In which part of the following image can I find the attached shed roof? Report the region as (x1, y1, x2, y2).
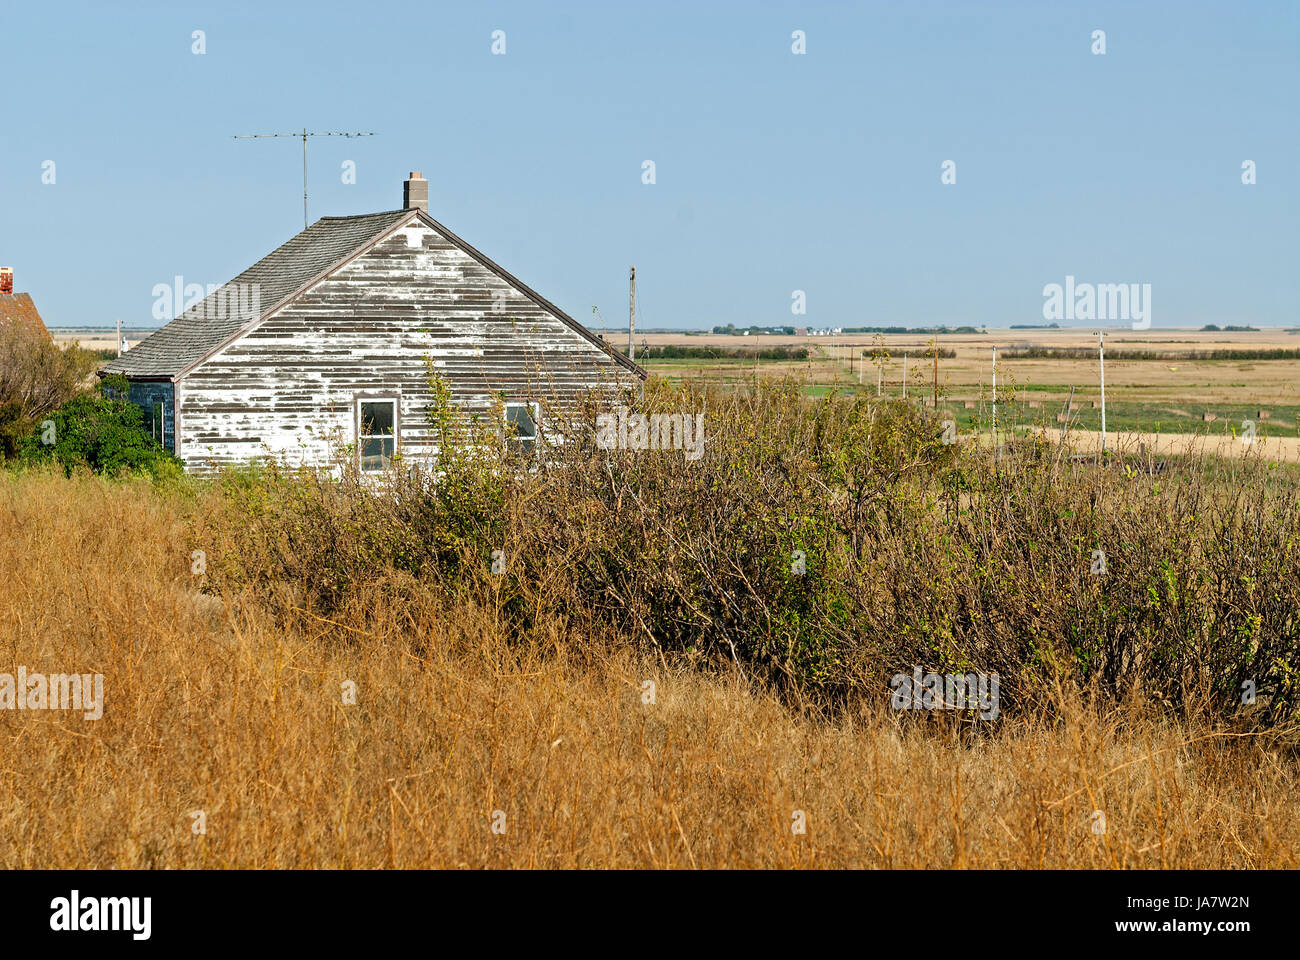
(104, 208, 645, 380)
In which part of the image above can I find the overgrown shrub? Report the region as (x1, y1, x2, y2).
(0, 320, 98, 458)
(193, 378, 1300, 726)
(19, 393, 182, 479)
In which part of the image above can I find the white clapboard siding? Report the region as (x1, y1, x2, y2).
(177, 216, 639, 472)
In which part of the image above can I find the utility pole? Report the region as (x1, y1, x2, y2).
(628, 266, 636, 362)
(1098, 330, 1107, 454)
(933, 337, 939, 409)
(233, 128, 375, 230)
(992, 345, 998, 446)
(902, 353, 908, 399)
(115, 317, 123, 357)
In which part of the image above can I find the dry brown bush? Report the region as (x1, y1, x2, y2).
(1, 464, 1297, 868)
(0, 318, 98, 458)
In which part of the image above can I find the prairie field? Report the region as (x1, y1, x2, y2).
(609, 327, 1300, 455)
(2, 382, 1298, 868)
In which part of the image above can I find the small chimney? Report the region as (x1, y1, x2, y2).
(403, 171, 428, 214)
(0, 267, 12, 295)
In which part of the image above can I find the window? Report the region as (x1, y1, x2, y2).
(504, 401, 539, 457)
(149, 398, 164, 443)
(358, 398, 398, 472)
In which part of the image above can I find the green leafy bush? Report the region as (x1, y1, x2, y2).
(0, 322, 98, 459)
(19, 393, 182, 479)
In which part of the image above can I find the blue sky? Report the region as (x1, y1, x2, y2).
(2, 0, 1296, 329)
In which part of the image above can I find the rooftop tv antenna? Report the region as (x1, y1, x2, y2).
(628, 266, 636, 362)
(233, 128, 375, 229)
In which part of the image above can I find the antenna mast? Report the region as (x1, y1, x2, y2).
(628, 266, 636, 362)
(233, 128, 375, 229)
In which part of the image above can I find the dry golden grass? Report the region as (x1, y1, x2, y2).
(1, 469, 1297, 868)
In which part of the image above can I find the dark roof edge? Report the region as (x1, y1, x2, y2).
(317, 209, 409, 218)
(161, 207, 646, 384)
(410, 209, 648, 381)
(171, 211, 415, 381)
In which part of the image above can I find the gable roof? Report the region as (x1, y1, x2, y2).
(104, 208, 646, 380)
(412, 209, 645, 380)
(103, 210, 410, 378)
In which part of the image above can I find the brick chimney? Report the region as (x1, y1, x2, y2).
(403, 172, 428, 214)
(0, 267, 12, 295)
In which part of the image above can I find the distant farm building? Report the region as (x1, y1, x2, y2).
(0, 268, 51, 341)
(104, 173, 646, 471)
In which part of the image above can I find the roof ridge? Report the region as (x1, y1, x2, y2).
(102, 206, 646, 381)
(317, 209, 412, 220)
(408, 210, 646, 379)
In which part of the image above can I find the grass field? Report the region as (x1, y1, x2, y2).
(4, 382, 1299, 869)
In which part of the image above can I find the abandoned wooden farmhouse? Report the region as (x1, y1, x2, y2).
(103, 173, 646, 472)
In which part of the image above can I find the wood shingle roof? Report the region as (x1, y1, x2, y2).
(103, 210, 411, 378)
(105, 208, 645, 380)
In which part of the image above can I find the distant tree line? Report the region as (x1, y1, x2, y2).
(841, 325, 984, 335)
(999, 346, 1300, 361)
(862, 347, 956, 358)
(706, 324, 985, 336)
(629, 344, 811, 361)
(710, 324, 799, 336)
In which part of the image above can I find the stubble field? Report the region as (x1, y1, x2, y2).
(608, 327, 1300, 459)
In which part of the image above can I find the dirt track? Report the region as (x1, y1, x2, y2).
(1037, 429, 1300, 464)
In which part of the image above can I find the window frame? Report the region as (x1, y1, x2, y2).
(503, 400, 541, 458)
(147, 395, 165, 444)
(355, 394, 401, 474)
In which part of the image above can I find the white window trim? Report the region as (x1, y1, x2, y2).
(504, 400, 541, 453)
(356, 395, 400, 473)
(150, 400, 164, 443)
